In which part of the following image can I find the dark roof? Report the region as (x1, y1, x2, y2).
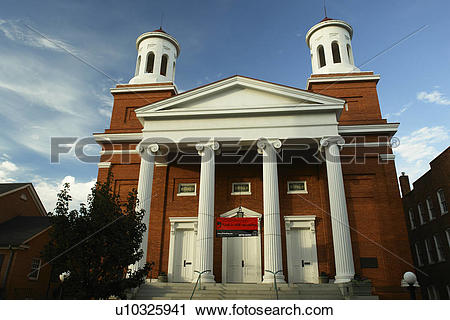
(152, 27, 168, 34)
(320, 17, 334, 22)
(0, 183, 30, 195)
(0, 216, 51, 246)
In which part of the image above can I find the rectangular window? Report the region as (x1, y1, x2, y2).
(427, 286, 439, 300)
(231, 182, 251, 195)
(417, 203, 426, 225)
(425, 238, 437, 264)
(408, 209, 415, 230)
(437, 189, 448, 214)
(29, 258, 41, 280)
(287, 181, 307, 194)
(447, 284, 450, 300)
(177, 183, 196, 196)
(446, 229, 450, 248)
(415, 242, 424, 266)
(433, 234, 445, 262)
(426, 197, 436, 220)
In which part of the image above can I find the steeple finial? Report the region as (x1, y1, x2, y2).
(324, 0, 327, 18)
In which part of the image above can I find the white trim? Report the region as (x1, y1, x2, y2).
(437, 189, 448, 215)
(231, 182, 251, 195)
(93, 132, 142, 143)
(343, 142, 391, 147)
(417, 203, 426, 225)
(307, 74, 380, 88)
(446, 229, 450, 248)
(338, 123, 399, 135)
(408, 209, 416, 230)
(287, 181, 308, 194)
(110, 84, 177, 94)
(0, 184, 29, 198)
(425, 238, 435, 264)
(220, 207, 262, 284)
(414, 242, 423, 266)
(379, 154, 395, 161)
(177, 183, 197, 196)
(97, 162, 111, 169)
(433, 234, 445, 262)
(99, 149, 138, 155)
(167, 217, 198, 283)
(426, 197, 436, 221)
(284, 215, 319, 284)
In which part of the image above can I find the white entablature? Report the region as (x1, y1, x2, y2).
(134, 75, 346, 143)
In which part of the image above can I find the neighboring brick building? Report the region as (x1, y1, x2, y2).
(94, 18, 413, 299)
(399, 147, 450, 299)
(0, 183, 53, 299)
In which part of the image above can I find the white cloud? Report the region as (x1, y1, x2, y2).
(417, 90, 450, 105)
(34, 175, 96, 212)
(394, 126, 449, 181)
(0, 160, 19, 182)
(385, 102, 412, 118)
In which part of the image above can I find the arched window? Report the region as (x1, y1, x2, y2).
(135, 55, 141, 76)
(146, 52, 155, 73)
(347, 44, 354, 64)
(332, 41, 341, 63)
(317, 45, 326, 68)
(160, 54, 168, 76)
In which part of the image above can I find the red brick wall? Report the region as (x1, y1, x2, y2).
(0, 187, 45, 224)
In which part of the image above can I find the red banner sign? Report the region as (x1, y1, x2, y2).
(216, 217, 258, 237)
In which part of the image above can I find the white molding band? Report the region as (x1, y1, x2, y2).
(93, 132, 142, 143)
(110, 84, 178, 94)
(338, 123, 399, 135)
(100, 149, 139, 155)
(307, 74, 380, 88)
(343, 142, 392, 147)
(97, 162, 111, 169)
(379, 154, 395, 161)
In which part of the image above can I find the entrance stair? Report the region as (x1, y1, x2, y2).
(133, 281, 378, 300)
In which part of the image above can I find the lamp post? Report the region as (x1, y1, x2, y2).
(403, 272, 417, 300)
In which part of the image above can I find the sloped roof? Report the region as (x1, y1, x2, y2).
(0, 183, 30, 195)
(0, 216, 51, 247)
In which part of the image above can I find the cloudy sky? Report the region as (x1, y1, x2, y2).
(0, 0, 449, 211)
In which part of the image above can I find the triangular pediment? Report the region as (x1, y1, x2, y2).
(135, 75, 345, 119)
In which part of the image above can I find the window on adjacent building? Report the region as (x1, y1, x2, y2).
(146, 52, 155, 73)
(29, 258, 41, 280)
(437, 189, 448, 214)
(177, 183, 196, 196)
(433, 234, 445, 262)
(426, 197, 436, 220)
(408, 209, 416, 229)
(287, 181, 308, 194)
(427, 286, 439, 300)
(446, 284, 450, 299)
(417, 203, 427, 225)
(425, 238, 438, 264)
(331, 41, 341, 63)
(317, 45, 326, 68)
(160, 54, 168, 76)
(414, 242, 424, 266)
(446, 228, 450, 248)
(231, 182, 251, 195)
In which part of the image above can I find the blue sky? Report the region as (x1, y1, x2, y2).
(0, 0, 449, 210)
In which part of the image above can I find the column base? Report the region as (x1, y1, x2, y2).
(334, 274, 354, 284)
(262, 273, 286, 284)
(198, 272, 216, 283)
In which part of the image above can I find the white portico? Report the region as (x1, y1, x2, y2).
(133, 75, 355, 284)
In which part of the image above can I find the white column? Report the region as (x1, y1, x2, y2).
(320, 136, 355, 283)
(133, 143, 159, 272)
(257, 139, 286, 283)
(195, 141, 220, 283)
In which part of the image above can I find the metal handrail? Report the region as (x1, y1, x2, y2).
(264, 269, 283, 300)
(190, 270, 211, 300)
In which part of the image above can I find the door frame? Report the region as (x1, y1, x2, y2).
(168, 216, 198, 283)
(221, 207, 262, 283)
(284, 215, 319, 284)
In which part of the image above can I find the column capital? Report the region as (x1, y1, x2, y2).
(137, 143, 160, 155)
(257, 139, 282, 154)
(319, 136, 345, 150)
(195, 141, 220, 155)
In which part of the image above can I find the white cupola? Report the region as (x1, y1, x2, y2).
(129, 28, 180, 85)
(305, 18, 359, 75)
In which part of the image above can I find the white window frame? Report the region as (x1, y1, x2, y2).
(287, 181, 308, 194)
(446, 228, 450, 248)
(231, 182, 251, 195)
(29, 258, 41, 280)
(446, 284, 450, 299)
(177, 183, 197, 196)
(425, 238, 436, 264)
(415, 242, 424, 266)
(417, 203, 426, 225)
(437, 189, 448, 215)
(426, 197, 436, 221)
(408, 209, 415, 230)
(433, 234, 445, 262)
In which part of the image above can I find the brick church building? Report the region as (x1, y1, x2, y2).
(94, 17, 413, 299)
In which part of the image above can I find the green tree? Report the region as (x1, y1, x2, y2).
(43, 176, 151, 299)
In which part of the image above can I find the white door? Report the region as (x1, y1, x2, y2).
(290, 227, 315, 283)
(226, 237, 259, 283)
(172, 229, 195, 282)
